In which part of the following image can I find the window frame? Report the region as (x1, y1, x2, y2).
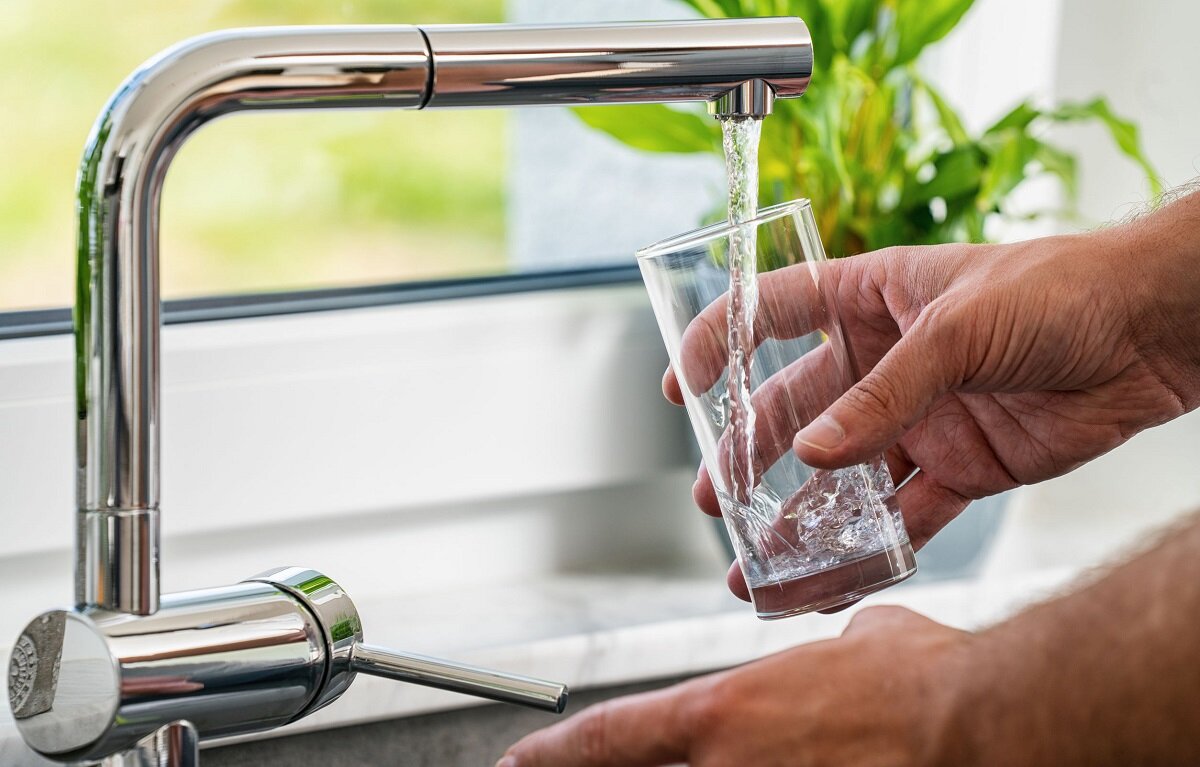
(0, 264, 643, 341)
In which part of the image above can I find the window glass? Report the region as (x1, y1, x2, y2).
(0, 0, 721, 313)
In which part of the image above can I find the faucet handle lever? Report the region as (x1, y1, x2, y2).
(350, 643, 568, 713)
(248, 568, 569, 714)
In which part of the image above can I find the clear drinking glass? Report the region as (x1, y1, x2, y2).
(638, 200, 917, 619)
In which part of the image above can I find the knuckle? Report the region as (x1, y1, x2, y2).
(921, 299, 968, 342)
(874, 244, 929, 277)
(850, 373, 901, 417)
(684, 675, 737, 738)
(910, 303, 965, 366)
(872, 244, 909, 262)
(573, 702, 613, 763)
(844, 605, 915, 635)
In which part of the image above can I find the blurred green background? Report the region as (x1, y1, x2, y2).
(0, 0, 508, 311)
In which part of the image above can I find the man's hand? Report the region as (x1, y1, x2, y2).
(667, 194, 1200, 601)
(498, 607, 971, 767)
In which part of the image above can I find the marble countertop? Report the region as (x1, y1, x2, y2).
(0, 566, 1077, 765)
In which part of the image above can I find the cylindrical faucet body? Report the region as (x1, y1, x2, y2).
(9, 568, 566, 761)
(75, 20, 812, 614)
(10, 583, 327, 761)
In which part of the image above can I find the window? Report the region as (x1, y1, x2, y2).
(0, 0, 720, 315)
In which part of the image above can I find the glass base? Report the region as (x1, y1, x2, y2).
(750, 543, 918, 621)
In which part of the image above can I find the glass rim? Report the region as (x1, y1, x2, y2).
(636, 198, 812, 261)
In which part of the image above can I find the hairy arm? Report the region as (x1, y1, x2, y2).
(953, 512, 1200, 766)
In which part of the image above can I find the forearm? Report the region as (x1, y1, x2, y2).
(951, 512, 1200, 765)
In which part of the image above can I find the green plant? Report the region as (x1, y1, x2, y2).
(576, 0, 1161, 256)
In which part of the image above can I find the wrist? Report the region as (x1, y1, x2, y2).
(1107, 193, 1200, 408)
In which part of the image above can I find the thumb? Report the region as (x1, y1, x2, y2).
(793, 313, 961, 469)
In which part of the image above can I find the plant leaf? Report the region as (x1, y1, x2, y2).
(963, 205, 986, 242)
(893, 0, 977, 67)
(571, 0, 1159, 257)
(908, 146, 983, 204)
(823, 0, 879, 51)
(913, 75, 968, 146)
(1049, 97, 1163, 198)
(570, 104, 720, 154)
(984, 101, 1039, 136)
(677, 0, 734, 18)
(1031, 141, 1079, 204)
(977, 130, 1039, 212)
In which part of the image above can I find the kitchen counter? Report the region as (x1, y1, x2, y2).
(0, 565, 1077, 765)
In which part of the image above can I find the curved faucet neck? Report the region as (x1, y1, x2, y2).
(74, 26, 432, 613)
(74, 20, 813, 614)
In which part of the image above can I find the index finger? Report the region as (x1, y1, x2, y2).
(499, 684, 695, 767)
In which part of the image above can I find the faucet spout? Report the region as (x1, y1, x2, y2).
(420, 19, 811, 116)
(74, 19, 812, 615)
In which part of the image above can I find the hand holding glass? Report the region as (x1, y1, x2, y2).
(638, 200, 916, 619)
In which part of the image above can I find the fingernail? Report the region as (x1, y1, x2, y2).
(495, 757, 517, 767)
(795, 415, 845, 451)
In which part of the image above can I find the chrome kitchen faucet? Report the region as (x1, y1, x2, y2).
(8, 19, 812, 765)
